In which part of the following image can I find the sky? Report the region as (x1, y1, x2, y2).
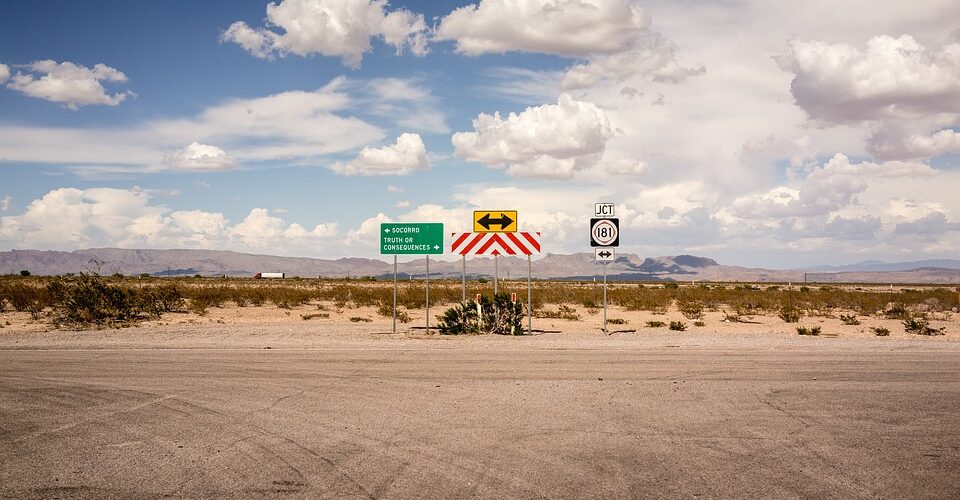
(1, 0, 959, 269)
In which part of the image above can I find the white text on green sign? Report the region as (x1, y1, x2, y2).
(380, 223, 444, 254)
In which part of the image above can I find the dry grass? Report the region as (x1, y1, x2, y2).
(1, 275, 958, 329)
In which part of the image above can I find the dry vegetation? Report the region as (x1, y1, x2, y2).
(0, 274, 957, 334)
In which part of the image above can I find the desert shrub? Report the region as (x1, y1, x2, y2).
(535, 304, 580, 320)
(693, 320, 706, 327)
(1, 282, 50, 318)
(606, 318, 627, 325)
(797, 326, 821, 336)
(45, 273, 179, 326)
(872, 326, 890, 336)
(438, 294, 523, 335)
(645, 320, 666, 327)
(669, 321, 687, 331)
(839, 314, 860, 325)
(349, 316, 372, 323)
(377, 301, 411, 323)
(678, 301, 704, 320)
(778, 305, 802, 323)
(20, 270, 30, 277)
(722, 311, 742, 322)
(301, 313, 329, 320)
(884, 303, 910, 319)
(663, 282, 680, 289)
(902, 316, 944, 336)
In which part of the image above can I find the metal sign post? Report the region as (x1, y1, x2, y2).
(494, 255, 499, 295)
(461, 255, 466, 303)
(602, 261, 607, 333)
(393, 255, 397, 333)
(527, 255, 532, 334)
(426, 255, 430, 334)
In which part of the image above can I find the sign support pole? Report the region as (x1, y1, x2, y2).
(602, 261, 608, 333)
(462, 255, 466, 303)
(494, 255, 499, 295)
(425, 255, 430, 334)
(393, 255, 397, 334)
(527, 255, 532, 335)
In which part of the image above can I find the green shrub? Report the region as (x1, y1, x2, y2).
(438, 293, 523, 335)
(778, 305, 802, 323)
(534, 304, 580, 320)
(349, 316, 372, 323)
(797, 326, 821, 336)
(839, 314, 860, 325)
(302, 313, 329, 320)
(872, 326, 890, 336)
(669, 321, 687, 331)
(902, 316, 944, 335)
(645, 320, 666, 328)
(678, 301, 704, 320)
(45, 273, 181, 326)
(377, 301, 410, 323)
(607, 318, 627, 325)
(693, 320, 705, 327)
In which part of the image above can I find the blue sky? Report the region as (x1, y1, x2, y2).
(1, 0, 959, 268)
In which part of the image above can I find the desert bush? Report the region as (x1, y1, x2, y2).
(884, 303, 910, 319)
(45, 273, 180, 326)
(645, 320, 666, 327)
(778, 305, 802, 323)
(796, 326, 821, 336)
(669, 321, 687, 331)
(438, 294, 523, 335)
(535, 304, 580, 320)
(606, 318, 627, 325)
(839, 314, 860, 325)
(872, 326, 890, 336)
(302, 313, 329, 320)
(678, 301, 704, 320)
(377, 301, 411, 323)
(349, 316, 372, 323)
(693, 320, 706, 327)
(1, 282, 50, 318)
(902, 316, 945, 336)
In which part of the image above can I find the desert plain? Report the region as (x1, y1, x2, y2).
(1, 279, 959, 498)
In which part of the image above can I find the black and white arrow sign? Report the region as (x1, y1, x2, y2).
(595, 248, 616, 262)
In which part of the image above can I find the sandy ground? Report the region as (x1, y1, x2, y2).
(0, 301, 957, 350)
(3, 302, 959, 498)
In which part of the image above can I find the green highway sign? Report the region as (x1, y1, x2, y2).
(380, 223, 444, 255)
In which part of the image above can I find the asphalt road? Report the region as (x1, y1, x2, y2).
(1, 347, 958, 499)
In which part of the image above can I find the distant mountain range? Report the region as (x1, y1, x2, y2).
(1, 248, 959, 284)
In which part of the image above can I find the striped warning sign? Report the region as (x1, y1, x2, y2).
(450, 232, 541, 256)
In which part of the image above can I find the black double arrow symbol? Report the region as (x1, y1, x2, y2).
(598, 250, 613, 258)
(478, 212, 514, 230)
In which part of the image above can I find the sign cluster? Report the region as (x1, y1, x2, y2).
(590, 203, 619, 261)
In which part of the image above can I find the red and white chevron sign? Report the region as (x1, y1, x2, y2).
(450, 232, 541, 256)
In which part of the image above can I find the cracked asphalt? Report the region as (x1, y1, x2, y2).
(1, 345, 959, 498)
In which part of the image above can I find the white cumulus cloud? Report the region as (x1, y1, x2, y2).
(777, 35, 960, 123)
(221, 0, 428, 68)
(165, 142, 237, 172)
(0, 187, 340, 254)
(452, 94, 613, 179)
(730, 153, 936, 218)
(4, 60, 134, 109)
(436, 0, 701, 89)
(0, 64, 9, 84)
(330, 133, 429, 176)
